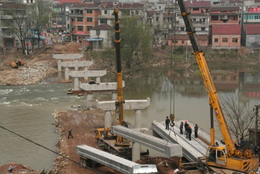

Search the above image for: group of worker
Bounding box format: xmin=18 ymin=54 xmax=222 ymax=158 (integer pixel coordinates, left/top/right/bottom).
xmin=165 ymin=117 xmax=198 ymax=141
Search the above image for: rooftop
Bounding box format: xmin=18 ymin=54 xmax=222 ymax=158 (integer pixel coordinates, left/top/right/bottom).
xmin=212 ymin=24 xmax=241 ymax=35
xmin=245 ymin=24 xmax=260 ymax=34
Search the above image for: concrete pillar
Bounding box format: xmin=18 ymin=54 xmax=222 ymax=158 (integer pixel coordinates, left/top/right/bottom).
xmin=132 ymin=141 xmax=141 ymax=162
xmin=104 ymin=111 xmax=112 ymax=128
xmin=74 ymin=77 xmax=79 ymax=91
xmin=65 ymin=67 xmax=69 ymax=81
xmin=132 ymin=109 xmax=141 ymax=161
xmin=135 ymin=110 xmax=142 ymax=128
xmin=58 ymin=59 xmax=62 ymax=71
xmin=84 ymin=67 xmax=88 ymax=81
xmin=58 ymin=71 xmax=62 ymax=79
xmin=86 ymin=94 xmax=93 ymax=109
xmin=75 ymin=60 xmax=78 ymax=71
xmin=96 ymin=77 xmax=101 ymax=84
xmin=112 ymin=93 xmax=117 ymax=100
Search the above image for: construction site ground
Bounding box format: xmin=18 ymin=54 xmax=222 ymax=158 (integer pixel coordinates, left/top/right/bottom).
xmin=2 ymin=37 xmax=254 ymax=173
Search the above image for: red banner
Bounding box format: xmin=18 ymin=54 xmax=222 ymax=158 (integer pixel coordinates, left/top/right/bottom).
xmin=76 ymin=31 xmax=84 ymax=35
xmin=248 ymin=7 xmax=260 ymax=13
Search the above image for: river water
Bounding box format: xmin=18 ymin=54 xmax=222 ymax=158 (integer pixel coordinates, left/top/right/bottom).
xmin=0 ymin=69 xmax=259 ymax=171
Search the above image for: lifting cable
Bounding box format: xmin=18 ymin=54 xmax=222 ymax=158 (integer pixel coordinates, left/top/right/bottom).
xmin=169 ymin=0 xmax=177 ymax=117
xmin=0 ymin=125 xmax=79 ymax=165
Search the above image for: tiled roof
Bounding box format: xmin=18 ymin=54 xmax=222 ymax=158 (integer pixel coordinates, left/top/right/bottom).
xmin=117 ymin=2 xmax=144 ymax=9
xmin=163 ymin=12 xmax=176 ymax=17
xmin=185 ymin=1 xmax=211 ymax=7
xmin=58 ymin=0 xmax=82 ymax=4
xmin=90 ymin=24 xmax=112 ymax=30
xmin=147 ymin=10 xmax=156 ymax=17
xmin=169 ymin=35 xmax=208 ymax=40
xmin=2 ymin=3 xmax=27 ymax=9
xmin=71 ymin=2 xmax=99 ymax=8
xmin=210 ymin=6 xmax=239 ymax=12
xmin=212 ymin=24 xmax=241 ymax=35
xmin=245 ymin=24 xmax=260 ymax=34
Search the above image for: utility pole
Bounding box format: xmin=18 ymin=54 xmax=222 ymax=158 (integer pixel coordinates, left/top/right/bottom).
xmin=254 ymin=105 xmax=260 ymax=146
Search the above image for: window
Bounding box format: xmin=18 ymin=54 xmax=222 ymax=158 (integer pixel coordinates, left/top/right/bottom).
xmin=193 ymin=8 xmax=199 ymax=11
xmin=201 ymin=27 xmax=205 ymax=31
xmin=214 ymin=38 xmax=218 ymax=42
xmin=182 ymin=41 xmax=185 ymax=44
xmin=77 ymin=26 xmax=83 ymax=31
xmin=232 ymin=38 xmax=238 ymax=43
xmin=100 ymin=19 xmax=107 ymax=24
xmin=77 ymin=17 xmax=83 ymax=22
xmin=87 ymin=10 xmax=92 ymax=14
xmin=174 ymin=40 xmax=178 ymax=43
xmin=87 ymin=17 xmax=92 ymax=22
xmin=159 ymin=6 xmax=161 ymax=9
xmin=221 ymin=76 xmax=226 ymax=81
xmin=222 ymin=38 xmax=228 ymax=42
xmin=87 ymin=26 xmax=92 ymax=31
xmin=71 ymin=17 xmax=74 ymax=22
xmin=104 ymin=10 xmax=107 ymax=14
xmin=181 ymin=27 xmax=185 ymax=31
xmin=211 ymin=16 xmax=218 ymax=21
xmin=231 ymin=76 xmax=236 ymax=81
xmin=249 ymin=37 xmax=255 ymax=43
xmin=67 ymin=24 xmax=70 ymax=29
xmin=156 ymin=17 xmax=159 ymax=21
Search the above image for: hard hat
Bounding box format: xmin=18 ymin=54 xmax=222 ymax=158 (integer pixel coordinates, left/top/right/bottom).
xmin=188 ymin=125 xmax=191 ymax=128
xmin=11 ymin=163 xmax=14 ymax=165
xmin=185 ymin=120 xmax=187 ymax=123
xmin=233 ymin=140 xmax=236 ymax=143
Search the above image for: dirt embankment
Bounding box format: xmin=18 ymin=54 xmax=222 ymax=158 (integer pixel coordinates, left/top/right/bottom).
xmin=0 ymin=42 xmax=84 ymax=86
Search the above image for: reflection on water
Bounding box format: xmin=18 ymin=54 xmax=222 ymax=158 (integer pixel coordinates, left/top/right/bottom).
xmin=0 ymin=69 xmax=259 ymax=170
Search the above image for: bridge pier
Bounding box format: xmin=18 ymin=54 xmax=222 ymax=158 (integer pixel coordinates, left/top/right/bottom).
xmin=96 ymin=98 xmax=150 ymax=161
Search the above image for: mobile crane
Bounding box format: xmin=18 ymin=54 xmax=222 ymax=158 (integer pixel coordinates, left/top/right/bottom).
xmin=95 ymin=9 xmax=131 ymax=158
xmin=177 ymin=0 xmax=259 ymax=173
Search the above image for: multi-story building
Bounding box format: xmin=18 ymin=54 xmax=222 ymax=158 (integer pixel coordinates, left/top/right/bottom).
xmin=0 ymin=3 xmax=27 ymax=48
xmin=242 ymin=24 xmax=260 ymax=47
xmin=70 ymin=2 xmax=101 ymax=41
xmin=211 ymin=24 xmax=241 ymax=49
xmin=210 ymin=6 xmax=240 ymax=24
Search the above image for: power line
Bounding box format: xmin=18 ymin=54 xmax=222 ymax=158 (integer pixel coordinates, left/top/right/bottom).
xmin=0 ymin=125 xmax=79 ymax=165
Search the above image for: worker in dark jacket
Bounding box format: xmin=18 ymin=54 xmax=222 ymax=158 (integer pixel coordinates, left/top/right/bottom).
xmin=68 ymin=129 xmax=73 ymax=139
xmin=188 ymin=125 xmax=192 ymax=140
xmin=194 ymin=124 xmax=198 ymax=138
xmin=184 ymin=121 xmax=188 ymax=134
xmin=180 ymin=122 xmax=184 ymax=134
xmin=165 ymin=116 xmax=170 ymax=130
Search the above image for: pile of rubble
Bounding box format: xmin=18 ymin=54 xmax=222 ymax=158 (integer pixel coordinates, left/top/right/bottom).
xmin=0 ymin=61 xmax=57 ymax=86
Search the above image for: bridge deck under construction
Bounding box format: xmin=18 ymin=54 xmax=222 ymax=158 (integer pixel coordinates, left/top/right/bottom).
xmin=152 ymin=120 xmax=224 ymax=162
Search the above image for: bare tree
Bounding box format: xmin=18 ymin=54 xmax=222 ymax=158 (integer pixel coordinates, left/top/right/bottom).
xmin=1 ymin=3 xmax=32 ymax=54
xmin=28 ymin=0 xmax=50 ymax=48
xmin=220 ymin=94 xmax=255 ymax=142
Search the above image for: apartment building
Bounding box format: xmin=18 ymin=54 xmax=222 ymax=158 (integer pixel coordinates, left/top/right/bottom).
xmin=70 ymin=2 xmax=101 ymax=41
xmin=0 ymin=3 xmax=27 ymax=48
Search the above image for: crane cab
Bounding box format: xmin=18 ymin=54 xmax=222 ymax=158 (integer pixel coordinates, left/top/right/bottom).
xmin=206 ymin=145 xmax=227 ymax=166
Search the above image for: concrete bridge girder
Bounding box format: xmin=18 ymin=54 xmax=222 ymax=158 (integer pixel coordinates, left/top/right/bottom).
xmin=95 ymin=97 xmax=150 ymax=111
xmin=69 ymin=70 xmax=107 ymax=78
xmin=80 ymin=81 xmax=125 ymax=92
xmin=111 ymin=125 xmax=183 ymax=158
xmin=53 ymin=54 xmax=83 ymax=59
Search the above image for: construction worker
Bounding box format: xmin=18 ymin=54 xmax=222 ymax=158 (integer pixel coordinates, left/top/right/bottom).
xmin=194 ymin=124 xmax=198 ymax=138
xmin=184 ymin=121 xmax=188 ymax=134
xmin=165 ymin=116 xmax=170 ymax=130
xmin=68 ymin=129 xmax=73 ymax=139
xmin=188 ymin=125 xmax=192 ymax=141
xmin=180 ymin=121 xmax=183 ymax=134
xmin=8 ymin=163 xmax=14 ymax=173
